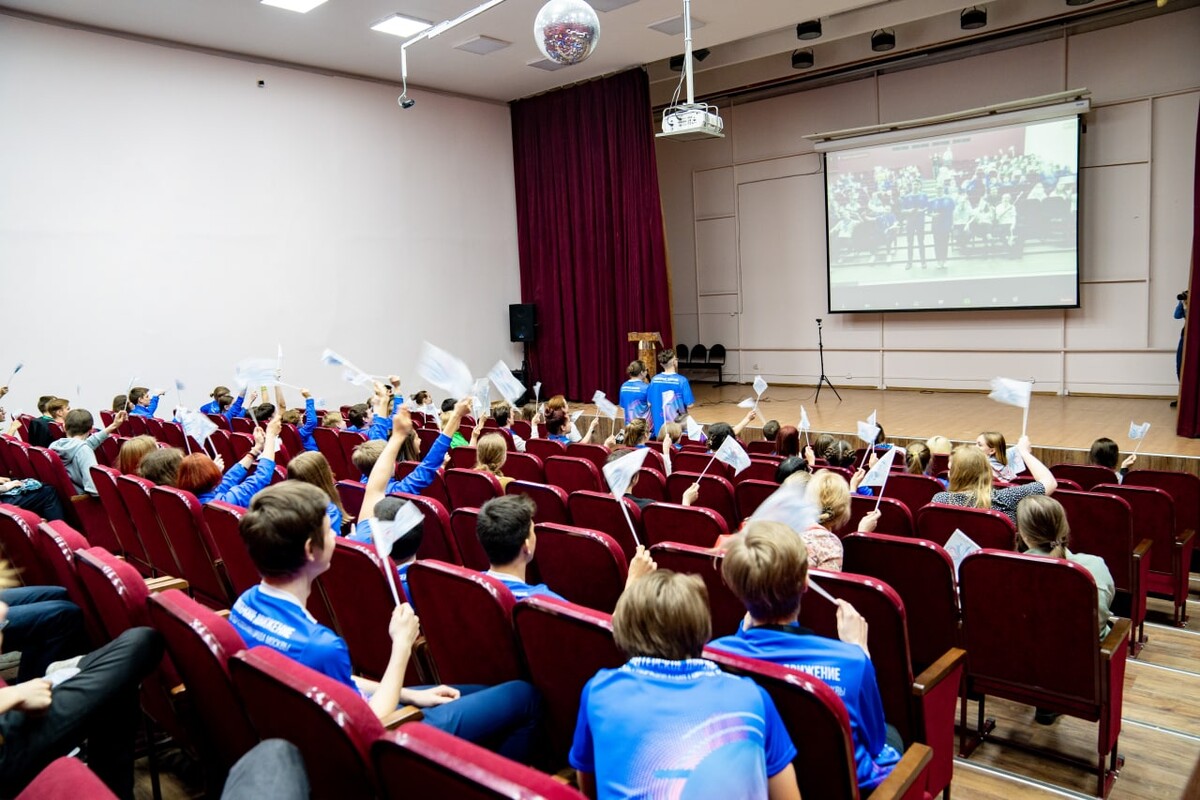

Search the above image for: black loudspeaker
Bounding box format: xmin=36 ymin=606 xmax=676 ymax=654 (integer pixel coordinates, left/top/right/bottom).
xmin=509 ymin=303 xmax=537 ymax=343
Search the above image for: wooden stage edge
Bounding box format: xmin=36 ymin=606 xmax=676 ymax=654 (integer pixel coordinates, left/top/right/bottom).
xmin=578 ymin=383 xmax=1200 ymax=473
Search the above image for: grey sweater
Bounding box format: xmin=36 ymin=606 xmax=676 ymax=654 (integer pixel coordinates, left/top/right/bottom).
xmin=49 ymin=430 xmax=110 ymax=496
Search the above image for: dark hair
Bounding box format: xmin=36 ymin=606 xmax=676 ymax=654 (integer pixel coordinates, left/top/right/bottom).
xmin=375 ymin=497 xmax=424 ymax=562
xmin=1088 ymin=437 xmax=1119 ymax=469
xmin=217 ymin=394 xmax=235 ymax=412
xmin=411 ymin=391 xmax=431 ymax=406
xmin=441 ymin=398 xmax=457 ymax=413
xmin=64 ymin=409 xmax=93 ymax=437
xmin=762 ymin=420 xmax=780 ymax=441
xmin=627 ymin=360 xmax=647 ymax=379
xmin=252 ymin=403 xmax=275 ymax=424
xmin=112 ymin=394 xmax=128 ymax=413
xmin=546 ymin=408 xmax=570 ymax=436
xmin=812 ymin=433 xmax=835 ymax=460
xmin=240 ymin=482 xmax=330 ymax=577
xmin=347 ymin=403 xmax=369 ymax=429
xmin=707 ymin=422 xmax=735 ymax=453
xmin=476 ymin=494 xmax=536 ymax=566
xmin=658 ymin=350 xmax=677 ymax=368
xmin=775 ymin=456 xmax=809 ymax=484
xmin=823 ymin=439 xmax=856 ymax=468
xmin=210 ymin=385 xmax=230 ymax=400
xmin=138 ymin=447 xmax=182 ymax=486
xmin=775 ymin=426 xmax=800 ymax=458
xmin=37 ymin=395 xmax=56 ymax=414
xmin=491 ymin=403 xmax=512 ymax=427
xmin=874 ymin=424 xmax=886 ymax=445
xmin=129 ymin=387 xmax=150 ymax=406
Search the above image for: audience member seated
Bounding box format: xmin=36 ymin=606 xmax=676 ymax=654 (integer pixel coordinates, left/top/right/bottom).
xmin=474 ymin=433 xmax=514 ymax=489
xmin=804 ymin=433 xmax=837 ymax=465
xmin=546 ymin=408 xmax=598 ymax=446
xmin=117 ymin=435 xmax=157 ymax=476
xmin=569 ymin=569 xmax=800 ymax=800
xmin=976 ymin=430 xmax=1019 ymax=481
xmin=774 ymin=425 xmax=800 ymax=458
xmin=606 ymin=449 xmax=698 ymax=510
xmin=477 ymin=495 xmax=568 ymax=601
xmin=199 ymin=385 xmax=231 ymax=416
xmin=658 ymin=422 xmax=684 ymax=449
xmin=28 ymin=398 xmax=69 ymax=448
xmin=606 ymin=419 xmax=649 ymax=450
xmin=176 ymin=416 xmax=280 ymax=507
xmin=138 ymin=447 xmax=183 ymax=486
xmin=350 ymin=401 xmax=469 ymax=496
xmin=1088 ymin=437 xmax=1137 ymax=484
xmin=490 ymin=402 xmax=527 ymax=451
xmin=926 ymin=435 xmax=952 ymax=458
xmin=230 ymin=483 xmax=540 ymax=759
xmin=933 ymin=437 xmax=1056 ymax=524
xmin=346 ymin=403 xmax=371 ymax=434
xmin=0 ymin=585 xmax=84 ymax=683
xmin=774 ymin=456 xmax=809 ymax=486
xmin=905 ymin=442 xmax=931 ymax=476
xmin=287 ymin=451 xmax=351 ymax=534
xmin=802 ymin=471 xmax=879 ymax=570
xmin=0 ymin=475 xmax=65 ymax=521
xmin=278 ymin=388 xmax=318 ymax=453
xmin=762 ymin=419 xmax=780 ymax=444
xmin=127 ymin=386 xmax=166 ymax=418
xmin=706 ymin=409 xmax=757 ymax=454
xmin=710 ymin=521 xmax=902 ymax=792
xmin=821 ymin=439 xmax=858 ymax=469
xmin=50 ymin=409 xmax=126 ymax=496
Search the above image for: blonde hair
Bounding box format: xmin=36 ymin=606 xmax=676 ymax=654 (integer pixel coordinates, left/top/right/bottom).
xmin=949 ymin=445 xmax=993 ymax=509
xmin=806 ymin=470 xmax=851 ymax=531
xmin=926 ymin=435 xmax=952 ymax=455
xmin=118 ymin=435 xmax=157 ymax=475
xmin=659 ymin=422 xmax=683 ymax=442
xmin=474 ymin=433 xmax=508 ymax=477
xmin=623 ymin=419 xmax=649 ymax=447
xmin=1016 ymin=495 xmax=1069 ymax=558
xmin=906 ymin=442 xmax=931 ymax=475
xmin=321 ymin=412 xmax=344 ymax=428
xmin=722 ymin=521 xmax=809 ymax=622
xmin=612 ymin=570 xmax=710 ymax=660
xmin=979 ymin=431 xmax=1008 ymax=466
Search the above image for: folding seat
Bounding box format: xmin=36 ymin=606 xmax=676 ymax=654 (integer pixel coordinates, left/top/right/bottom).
xmin=642 ymin=503 xmax=727 ymax=549
xmin=746 ymin=439 xmax=776 ymax=455
xmin=26 ymin=446 xmax=116 ymax=550
xmin=735 ymin=479 xmax=779 ymax=521
xmin=1123 ymin=470 xmax=1200 ymax=560
xmin=147 ymin=590 xmax=259 ymax=774
xmin=704 ymin=649 xmax=934 ymax=800
xmin=502 ymin=450 xmax=544 ymax=483
xmin=99 ymin=410 xmax=116 ymax=428
xmin=566 ymin=442 xmax=610 ymax=472
xmin=1055 ymin=489 xmax=1149 ymax=655
xmin=230 ymin=416 xmax=255 ymax=435
xmin=679 ymin=441 xmax=709 ymax=452
xmin=818 ymin=465 xmax=855 ymax=482
xmin=513 ymin=597 xmax=625 ymax=761
xmin=671 ymin=449 xmax=731 ymax=478
xmin=842 ymin=532 xmax=960 ymax=676
xmin=150 ymin=486 xmax=232 ymax=609
xmin=336 ymin=479 xmax=366 ymax=519
xmin=415 ymin=428 xmax=441 ymax=459
xmin=665 ymin=471 xmax=738 ymax=529
xmin=0 ymin=504 xmax=54 ymax=585
xmin=797 ymin=569 xmax=965 ymax=800
xmin=504 ymin=480 xmax=570 ymax=525
xmin=445 ymin=467 xmax=503 ymax=510
xmin=15 ymin=757 xmax=118 ymax=800
xmin=511 ymin=419 xmax=532 ymax=439
xmin=373 ymin=722 xmax=587 ymax=799
xmin=544 ymin=455 xmax=604 ymax=493
xmin=958 ymin=550 xmax=1130 ymax=798
xmin=198 ymin=500 xmax=260 ymax=598
xmin=389 ymin=491 xmax=461 ymax=565
xmin=406 ymin=560 xmax=524 ymax=685
xmin=94 ymin=435 xmax=121 ymax=468
xmin=204 ymin=428 xmax=237 ymax=468
xmin=489 ymin=426 xmax=516 ymax=451
xmin=448 ymin=507 xmax=490 ymax=571
xmin=117 ymin=474 xmax=185 ymax=579
xmin=448 ymin=445 xmax=478 ymax=470
xmin=125 ymin=415 xmax=150 ymax=436
xmin=1096 ymin=482 xmax=1193 ymax=626
xmin=269 ymin=424 xmax=299 ymax=466
xmin=848 ymin=495 xmax=914 ymax=538
xmin=4 ymin=439 xmax=37 ymax=479
xmin=229 ymin=647 xmax=420 ymax=799
xmin=915 ymin=503 xmax=1016 ymax=550
xmin=89 ymin=465 xmax=153 ymax=575
xmin=1051 ymin=463 xmax=1118 ymax=492
xmin=632 ymin=466 xmax=666 ymax=501
xmin=34 ymin=521 xmax=112 ymax=648
xmin=204 ymin=412 xmax=230 ymax=431
xmin=854 ymin=448 xmax=904 ymax=470
xmin=533 ymin=523 xmax=627 ymax=613
xmin=526 ymin=437 xmax=567 ymax=461
xmin=733 ymin=459 xmax=778 ymax=484
xmin=883 ymin=473 xmax=944 ymax=518
xmin=312 ymin=426 xmax=352 ymax=481
xmin=647 ymin=542 xmax=744 ymax=637
xmin=458 ymin=423 xmax=476 ymax=442
xmin=639 ymin=446 xmax=666 ymax=474
xmin=227 ymin=431 xmax=255 ymax=461
xmin=567 ymin=490 xmax=643 ymax=561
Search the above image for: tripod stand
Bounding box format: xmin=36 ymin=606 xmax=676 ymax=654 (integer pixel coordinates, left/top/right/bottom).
xmin=814 ymin=318 xmax=842 ymax=402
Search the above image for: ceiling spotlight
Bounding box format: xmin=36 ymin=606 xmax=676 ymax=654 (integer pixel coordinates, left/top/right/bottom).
xmin=668 ymin=48 xmax=710 ymax=71
xmin=791 ymin=49 xmax=814 ymax=69
xmin=960 ymin=6 xmax=987 ymax=29
xmin=796 ymin=19 xmax=822 ymax=40
xmin=871 ymin=29 xmax=896 ymax=52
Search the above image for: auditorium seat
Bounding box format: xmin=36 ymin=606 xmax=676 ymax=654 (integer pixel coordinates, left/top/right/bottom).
xmin=734 ymin=479 xmax=779 ymax=521
xmin=336 ymin=479 xmax=365 ymax=519
xmin=202 ymin=501 xmax=261 ymax=598
xmin=0 ymin=503 xmax=54 ymax=586
xmin=33 ymin=521 xmax=107 ymax=647
xmin=27 ymin=446 xmax=112 ymax=547
xmin=313 ymin=426 xmax=353 ymax=481
xmin=632 ymin=466 xmax=667 ymax=502
xmin=449 ymin=507 xmax=490 ymax=571
xmin=448 ymin=445 xmax=478 ymax=470
xmin=501 ymin=450 xmax=544 ymax=483
xmin=16 ymin=757 xmax=118 ymax=800
xmin=958 ymin=549 xmax=1129 ymax=798
xmin=566 ymin=490 xmax=643 ymax=561
xmin=848 ymin=495 xmax=914 ymax=538
xmin=666 ymin=471 xmax=738 ymax=529
xmin=415 ymin=428 xmax=441 ymax=459
xmin=1122 ymin=470 xmax=1200 ymax=561
xmin=389 ymin=491 xmax=461 ymax=566
xmin=883 ymin=473 xmax=944 ymax=518
xmin=915 ymin=503 xmax=1016 ymax=551
xmin=150 ymin=485 xmax=232 ymax=609
xmin=1051 ymin=464 xmax=1118 ymax=492
xmin=445 ymin=468 xmax=503 ymax=510
xmin=648 ymin=542 xmax=745 ymax=637
xmin=734 ymin=459 xmax=778 ymax=484
xmin=566 ymin=442 xmax=610 ymax=472
xmin=90 ymin=465 xmax=153 ymax=575
xmin=510 ymin=419 xmax=532 ymax=439
xmin=544 ymin=455 xmax=605 ymax=494
xmin=118 ymin=474 xmax=186 ymax=580
xmin=526 ymin=438 xmax=567 ymax=461
xmin=505 ymin=480 xmax=570 ymax=525
xmin=533 ymin=523 xmax=627 ymax=613
xmin=746 ymin=440 xmax=776 ymax=455
xmin=671 ymin=450 xmax=731 ymax=479
xmin=642 ymin=503 xmax=728 ymax=549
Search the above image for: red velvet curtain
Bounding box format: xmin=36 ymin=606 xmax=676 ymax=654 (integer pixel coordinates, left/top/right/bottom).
xmin=511 ymin=68 xmax=672 ymax=401
xmin=1178 ymin=101 xmax=1199 ymax=438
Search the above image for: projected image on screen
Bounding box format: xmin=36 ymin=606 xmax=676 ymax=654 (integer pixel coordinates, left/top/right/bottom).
xmin=825 ymin=116 xmax=1080 ymax=313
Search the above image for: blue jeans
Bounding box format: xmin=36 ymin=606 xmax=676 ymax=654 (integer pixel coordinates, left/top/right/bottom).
xmin=417 ymin=680 xmax=541 ymax=761
xmin=0 ymin=586 xmax=84 ymax=682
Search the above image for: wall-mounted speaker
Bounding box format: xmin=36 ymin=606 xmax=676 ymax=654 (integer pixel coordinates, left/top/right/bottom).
xmin=509 ymin=303 xmax=537 ymax=343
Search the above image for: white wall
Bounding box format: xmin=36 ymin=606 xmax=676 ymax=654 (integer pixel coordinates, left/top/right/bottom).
xmin=657 ymin=8 xmax=1200 ymax=396
xmin=0 ymin=15 xmax=523 ymax=416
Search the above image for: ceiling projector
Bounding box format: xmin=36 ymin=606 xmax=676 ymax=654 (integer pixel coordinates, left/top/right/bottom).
xmin=657 ymin=103 xmax=725 ymax=141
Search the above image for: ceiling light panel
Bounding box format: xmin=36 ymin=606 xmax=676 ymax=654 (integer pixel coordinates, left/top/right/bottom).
xmin=261 ymin=0 xmax=329 ymax=12
xmin=455 ymin=35 xmax=512 ymax=55
xmin=589 ymin=0 xmax=639 ymax=10
xmin=371 ymin=13 xmax=433 ymax=38
xmin=648 ymin=15 xmax=705 ymax=36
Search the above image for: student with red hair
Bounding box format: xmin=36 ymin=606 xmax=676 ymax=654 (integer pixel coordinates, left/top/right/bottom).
xmin=177 ymin=415 xmax=281 ymax=507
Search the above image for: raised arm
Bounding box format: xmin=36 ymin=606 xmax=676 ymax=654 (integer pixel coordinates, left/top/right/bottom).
xmin=1016 ymin=435 xmax=1057 ymax=494
xmin=732 ymin=409 xmax=758 ymax=438
xmin=362 ymin=409 xmax=411 ymax=521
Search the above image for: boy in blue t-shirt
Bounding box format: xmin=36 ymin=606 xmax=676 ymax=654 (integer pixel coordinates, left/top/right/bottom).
xmin=569 ymin=569 xmax=799 ymax=800
xmin=646 ymin=350 xmax=694 ymax=437
xmin=476 ymin=494 xmax=567 ymax=602
xmin=708 ymin=521 xmax=902 ymax=792
xmin=619 ymin=360 xmax=651 ymax=425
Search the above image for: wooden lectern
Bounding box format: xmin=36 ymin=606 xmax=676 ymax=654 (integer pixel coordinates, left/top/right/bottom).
xmin=628 ymin=332 xmax=664 ymax=377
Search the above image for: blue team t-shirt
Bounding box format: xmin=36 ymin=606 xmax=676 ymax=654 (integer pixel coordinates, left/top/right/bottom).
xmin=569 ymin=657 xmax=795 ymax=799
xmin=486 ymin=570 xmax=566 ymax=603
xmin=646 ymin=372 xmax=694 ymax=437
xmin=230 ymin=584 xmax=356 ymax=691
xmin=708 ymin=623 xmax=900 ymax=790
xmin=619 ymin=379 xmax=651 ymax=425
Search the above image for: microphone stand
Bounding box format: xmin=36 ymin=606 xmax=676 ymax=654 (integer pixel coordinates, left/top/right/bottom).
xmin=814 ymin=318 xmax=841 ymax=402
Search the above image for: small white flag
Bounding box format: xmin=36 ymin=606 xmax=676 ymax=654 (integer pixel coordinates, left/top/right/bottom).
xmin=712 ymin=435 xmax=751 ymax=476
xmin=533 ymin=382 xmax=542 ymax=402
xmin=342 ymin=369 xmax=373 ymax=387
xmin=371 ymin=501 xmax=424 ymax=605
xmin=856 ymin=420 xmax=880 ymax=445
xmin=1005 ymin=447 xmax=1026 ymax=476
xmin=753 ymin=375 xmax=768 ymax=397
xmin=748 ymin=483 xmax=816 ymax=533
xmin=488 ymin=362 xmax=526 ymax=404
xmin=6 ymin=362 xmax=23 ymax=384
xmin=570 ymin=410 xmax=584 ymax=424
xmin=1128 ymin=421 xmax=1151 ymax=440
xmin=867 ymin=409 xmax=877 ymax=428
xmin=737 ymin=397 xmax=756 ymax=409
xmin=174 ymin=378 xmax=186 ymax=392
xmin=179 ymin=409 xmax=218 ymax=445
xmin=860 ymin=447 xmax=898 ymax=487
xmin=944 ymin=529 xmax=982 ymax=579
xmin=604 ymin=447 xmax=651 ymax=498
xmin=469 ymin=378 xmax=490 ymax=420
xmin=235 ymin=358 xmax=279 ymax=390
xmin=593 ymin=392 xmax=619 ymax=420
xmin=416 ymin=342 xmax=474 ymax=400
xmin=685 ymin=415 xmax=704 ymax=441
xmin=320 ymin=348 xmax=351 ymax=368
xmin=988 ymin=377 xmax=1032 ymax=409
xmin=799 ymin=406 xmax=811 ymax=432
xmin=277 ymin=344 xmax=284 ymax=372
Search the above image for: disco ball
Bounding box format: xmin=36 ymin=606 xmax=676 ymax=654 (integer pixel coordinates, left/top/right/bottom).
xmin=533 ymin=0 xmax=600 ymax=66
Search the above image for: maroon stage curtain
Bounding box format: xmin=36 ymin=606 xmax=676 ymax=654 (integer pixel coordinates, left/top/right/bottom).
xmin=511 ymin=68 xmax=672 ymax=401
xmin=1178 ymin=101 xmax=1199 ymax=438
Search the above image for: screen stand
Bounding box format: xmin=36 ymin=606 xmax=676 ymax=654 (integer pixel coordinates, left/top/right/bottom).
xmin=814 ymin=318 xmax=842 ymax=402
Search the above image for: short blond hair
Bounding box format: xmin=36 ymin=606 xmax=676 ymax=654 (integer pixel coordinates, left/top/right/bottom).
xmin=806 ymin=470 xmax=851 ymax=531
xmin=722 ymin=521 xmax=809 ymax=622
xmin=612 ymin=570 xmax=710 ymax=660
xmin=926 ymin=435 xmax=952 ymax=455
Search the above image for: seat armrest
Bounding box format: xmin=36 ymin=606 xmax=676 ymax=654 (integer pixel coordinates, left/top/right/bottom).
xmin=145 ymin=576 xmax=189 ymax=593
xmin=215 ymin=609 xmax=231 ymax=619
xmin=381 ymin=705 xmax=424 ymax=729
xmin=1132 ymin=538 xmax=1152 ymax=560
xmin=911 ymin=648 xmax=965 ymax=797
xmin=870 ymin=743 xmax=932 ymax=800
xmin=912 ymin=647 xmax=966 ymax=696
xmin=1178 ymin=530 xmax=1195 ymax=548
xmin=1100 ymin=618 xmax=1132 ymax=660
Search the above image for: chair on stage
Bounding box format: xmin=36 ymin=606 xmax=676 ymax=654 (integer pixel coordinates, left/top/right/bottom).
xmin=533 ymin=523 xmax=627 ymax=613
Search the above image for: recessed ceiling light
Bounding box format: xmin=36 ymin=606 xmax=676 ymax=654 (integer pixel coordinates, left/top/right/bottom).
xmin=648 ymin=15 xmax=705 ymax=36
xmin=454 ymin=35 xmax=511 ymax=55
xmin=371 ymin=13 xmax=433 ymax=38
xmin=261 ymin=0 xmax=328 ymax=12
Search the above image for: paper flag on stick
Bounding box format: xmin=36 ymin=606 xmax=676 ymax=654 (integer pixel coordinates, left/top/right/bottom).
xmin=6 ymin=362 xmax=22 ymax=385
xmin=753 ymin=375 xmax=768 ymax=397
xmin=416 ymin=342 xmax=474 ymax=399
xmin=570 ymin=410 xmax=584 ymax=424
xmin=867 ymin=409 xmax=877 ymax=427
xmin=711 ymin=436 xmax=751 ymax=476
xmin=488 ymin=362 xmax=526 ymax=404
xmin=799 ymin=406 xmax=811 ymax=432
xmin=748 ymin=483 xmax=816 ymax=533
xmin=174 ymin=379 xmax=185 ymax=392
xmin=860 ymin=447 xmax=898 ymax=488
xmin=737 ymin=397 xmax=756 ymax=409
xmin=235 ymin=358 xmax=279 ymax=391
xmin=593 ymin=393 xmax=619 ymax=420
xmin=806 ymin=577 xmax=838 ymax=604
xmin=944 ymin=529 xmax=982 ymax=579
xmin=685 ymin=416 xmax=704 ymax=441
xmin=604 ymin=447 xmax=651 ymax=498
xmin=370 ymin=501 xmax=424 ymax=605
xmin=1128 ymin=421 xmax=1151 ymax=440
xmin=856 ymin=420 xmax=880 ymax=445
xmin=469 ymin=378 xmax=490 ymax=420
xmin=179 ymin=409 xmax=218 ymax=445
xmin=533 ymin=382 xmax=542 ymax=402
xmin=988 ymin=377 xmax=1032 ymax=409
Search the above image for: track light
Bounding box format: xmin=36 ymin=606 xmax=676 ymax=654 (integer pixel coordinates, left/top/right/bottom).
xmin=791 ymin=49 xmax=814 ymax=69
xmin=960 ymin=6 xmax=987 ymax=29
xmin=668 ymin=48 xmax=709 ymax=71
xmin=795 ymin=19 xmax=822 ymax=40
xmin=870 ymin=29 xmax=895 ymax=52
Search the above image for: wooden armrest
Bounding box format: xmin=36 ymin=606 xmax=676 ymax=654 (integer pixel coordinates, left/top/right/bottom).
xmin=170 ymin=683 xmax=186 ymax=697
xmin=381 ymin=705 xmax=424 ymax=729
xmin=1132 ymin=538 xmax=1152 ymax=559
xmin=70 ymin=494 xmax=92 ymax=504
xmin=145 ymin=576 xmax=189 ymax=593
xmin=215 ymin=609 xmax=231 ymax=618
xmin=1177 ymin=530 xmax=1195 ymax=547
xmin=1100 ymin=617 xmax=1132 ymax=659
xmin=552 ymin=768 xmax=577 ymax=785
xmin=870 ymin=743 xmax=932 ymax=800
xmin=912 ymin=647 xmax=966 ymax=696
